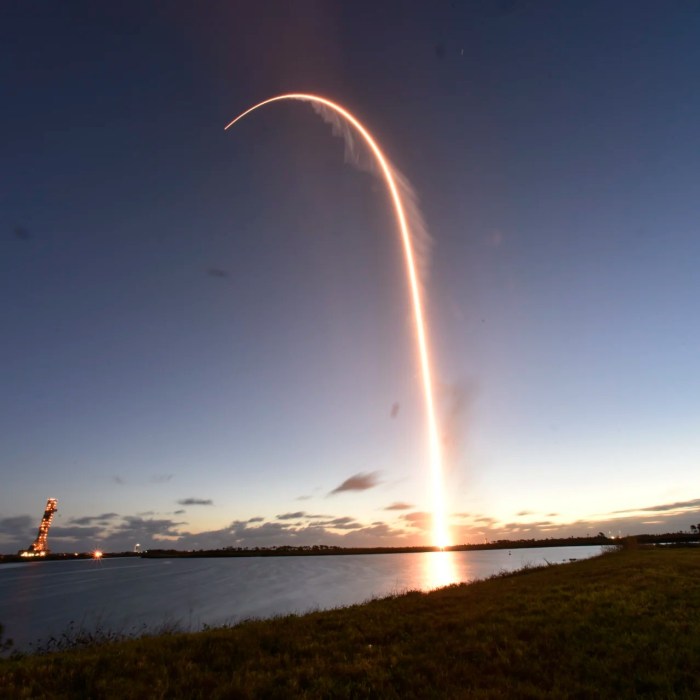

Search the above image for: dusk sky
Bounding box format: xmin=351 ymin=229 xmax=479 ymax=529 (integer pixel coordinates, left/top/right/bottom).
xmin=3 ymin=1 xmax=700 ymax=553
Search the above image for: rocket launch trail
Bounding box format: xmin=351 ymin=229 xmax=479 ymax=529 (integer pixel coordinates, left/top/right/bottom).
xmin=225 ymin=94 xmax=450 ymax=548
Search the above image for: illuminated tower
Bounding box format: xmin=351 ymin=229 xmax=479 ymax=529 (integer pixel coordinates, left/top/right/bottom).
xmin=22 ymin=498 xmax=58 ymax=557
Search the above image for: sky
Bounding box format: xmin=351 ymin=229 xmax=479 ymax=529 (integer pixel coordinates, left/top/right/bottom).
xmin=2 ymin=0 xmax=700 ymax=553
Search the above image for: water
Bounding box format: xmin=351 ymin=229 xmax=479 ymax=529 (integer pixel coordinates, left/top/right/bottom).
xmin=0 ymin=546 xmax=601 ymax=650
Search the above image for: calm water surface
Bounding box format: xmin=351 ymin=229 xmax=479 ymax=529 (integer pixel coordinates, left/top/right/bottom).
xmin=0 ymin=546 xmax=601 ymax=650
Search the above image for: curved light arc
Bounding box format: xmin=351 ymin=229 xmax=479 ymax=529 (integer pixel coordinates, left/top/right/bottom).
xmin=225 ymin=94 xmax=449 ymax=548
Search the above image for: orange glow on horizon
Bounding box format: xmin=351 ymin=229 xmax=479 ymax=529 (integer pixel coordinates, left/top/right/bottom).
xmin=93 ymin=550 xmax=103 ymax=559
xmin=225 ymin=93 xmax=450 ymax=548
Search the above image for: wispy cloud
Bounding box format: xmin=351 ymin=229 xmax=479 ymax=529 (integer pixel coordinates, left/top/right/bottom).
xmin=454 ymin=513 xmax=496 ymax=525
xmin=611 ymin=498 xmax=700 ymax=515
xmin=329 ymin=471 xmax=380 ymax=495
xmin=276 ymin=512 xmax=329 ymax=521
xmin=384 ymin=502 xmax=414 ymax=511
xmin=112 ymin=475 xmax=125 ymax=485
xmin=319 ymin=516 xmax=362 ymax=530
xmin=475 ymin=515 xmax=497 ymax=524
xmin=151 ymin=474 xmax=173 ymax=484
xmin=177 ymin=498 xmax=213 ymax=506
xmin=69 ymin=513 xmax=119 ymax=526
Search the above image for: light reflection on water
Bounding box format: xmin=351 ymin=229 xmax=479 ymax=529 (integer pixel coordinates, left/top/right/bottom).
xmin=423 ymin=550 xmax=460 ymax=590
xmin=0 ymin=546 xmax=601 ymax=650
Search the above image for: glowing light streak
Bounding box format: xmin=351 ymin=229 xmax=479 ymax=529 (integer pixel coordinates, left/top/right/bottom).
xmin=225 ymin=94 xmax=450 ymax=548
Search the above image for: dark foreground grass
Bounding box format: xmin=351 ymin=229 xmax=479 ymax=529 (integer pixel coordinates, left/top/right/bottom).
xmin=2 ymin=549 xmax=699 ymax=698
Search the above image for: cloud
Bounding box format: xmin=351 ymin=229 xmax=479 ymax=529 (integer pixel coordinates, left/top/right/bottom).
xmin=452 ymin=513 xmax=498 ymax=526
xmin=296 ymin=487 xmax=322 ymax=501
xmin=3 ymin=512 xmax=189 ymax=552
xmin=516 ymin=510 xmax=533 ymax=517
xmin=112 ymin=475 xmax=125 ymax=485
xmin=0 ymin=515 xmax=34 ymax=543
xmin=151 ymin=474 xmax=173 ymax=483
xmin=450 ymin=496 xmax=700 ymax=544
xmin=320 ymin=517 xmax=362 ymax=530
xmin=400 ymin=511 xmax=432 ymax=529
xmin=610 ymin=498 xmax=700 ymax=515
xmin=384 ymin=502 xmax=414 ymax=511
xmin=329 ymin=471 xmax=380 ymax=495
xmin=345 ymin=522 xmax=405 ymax=541
xmin=176 ymin=498 xmax=213 ymax=506
xmin=168 ymin=513 xmax=413 ymax=551
xmin=48 ymin=525 xmax=104 ymax=540
xmin=69 ymin=513 xmax=119 ymax=526
xmin=96 ymin=516 xmax=187 ymax=549
xmin=276 ymin=512 xmax=330 ymax=521
xmin=173 ymin=509 xmax=186 ymax=515
xmin=0 ymin=501 xmax=412 ymax=553
xmin=8 ymin=492 xmax=699 ymax=555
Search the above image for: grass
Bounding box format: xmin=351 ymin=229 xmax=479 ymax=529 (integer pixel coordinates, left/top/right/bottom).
xmin=1 ymin=548 xmax=699 ymax=698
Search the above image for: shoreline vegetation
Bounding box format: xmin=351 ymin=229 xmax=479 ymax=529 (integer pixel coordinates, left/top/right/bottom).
xmin=2 ymin=547 xmax=700 ymax=697
xmin=1 ymin=531 xmax=698 ymax=564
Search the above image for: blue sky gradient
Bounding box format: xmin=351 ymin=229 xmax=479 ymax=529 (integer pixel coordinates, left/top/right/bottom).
xmin=2 ymin=1 xmax=700 ymax=552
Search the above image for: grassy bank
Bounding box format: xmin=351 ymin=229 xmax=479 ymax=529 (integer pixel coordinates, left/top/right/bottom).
xmin=2 ymin=549 xmax=699 ymax=698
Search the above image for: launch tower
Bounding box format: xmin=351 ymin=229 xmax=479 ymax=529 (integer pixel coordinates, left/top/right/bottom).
xmin=20 ymin=498 xmax=58 ymax=557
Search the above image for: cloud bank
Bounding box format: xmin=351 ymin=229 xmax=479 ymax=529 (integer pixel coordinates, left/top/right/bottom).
xmin=2 ymin=496 xmax=700 ymax=555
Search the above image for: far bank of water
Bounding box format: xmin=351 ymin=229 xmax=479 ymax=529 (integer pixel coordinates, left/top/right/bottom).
xmin=0 ymin=545 xmax=600 ymax=650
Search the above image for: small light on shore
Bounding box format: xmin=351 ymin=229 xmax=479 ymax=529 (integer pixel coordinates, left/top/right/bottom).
xmin=93 ymin=550 xmax=103 ymax=559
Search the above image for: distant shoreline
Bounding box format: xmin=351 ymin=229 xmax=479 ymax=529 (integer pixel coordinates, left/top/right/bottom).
xmin=2 ymin=532 xmax=697 ymax=564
